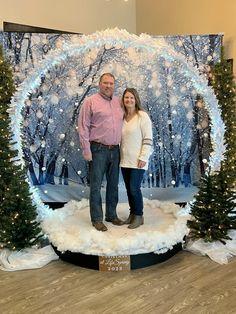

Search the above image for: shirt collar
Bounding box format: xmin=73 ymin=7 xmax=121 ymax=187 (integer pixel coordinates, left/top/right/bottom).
xmin=99 ymin=92 xmax=113 ymax=101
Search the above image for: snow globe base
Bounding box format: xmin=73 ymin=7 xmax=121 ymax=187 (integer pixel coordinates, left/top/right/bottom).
xmin=42 ymin=200 xmax=187 ymax=271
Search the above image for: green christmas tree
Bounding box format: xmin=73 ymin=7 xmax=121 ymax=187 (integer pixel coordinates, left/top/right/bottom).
xmin=187 ymin=49 xmax=236 ymax=243
xmin=187 ymin=169 xmax=236 ymax=243
xmin=210 ymin=50 xmax=236 ymax=188
xmin=0 ymin=45 xmax=42 ymax=250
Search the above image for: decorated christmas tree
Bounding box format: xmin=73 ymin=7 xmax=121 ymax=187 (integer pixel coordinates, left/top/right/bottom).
xmin=187 ymin=49 xmax=236 ymax=243
xmin=210 ymin=51 xmax=236 ymax=188
xmin=0 ymin=45 xmax=42 ymax=250
xmin=187 ymin=169 xmax=236 ymax=243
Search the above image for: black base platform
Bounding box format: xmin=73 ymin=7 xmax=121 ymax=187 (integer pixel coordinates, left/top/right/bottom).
xmin=52 ymin=243 xmax=182 ymax=270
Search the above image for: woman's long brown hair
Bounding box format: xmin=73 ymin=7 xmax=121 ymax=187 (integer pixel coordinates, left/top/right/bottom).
xmin=122 ymin=88 xmax=144 ymax=116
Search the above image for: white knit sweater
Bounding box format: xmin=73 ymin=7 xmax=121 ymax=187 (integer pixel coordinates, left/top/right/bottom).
xmin=120 ymin=111 xmax=153 ymax=170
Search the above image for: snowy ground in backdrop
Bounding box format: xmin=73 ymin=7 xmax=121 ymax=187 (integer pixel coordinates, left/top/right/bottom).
xmin=37 ymin=182 xmax=198 ymax=203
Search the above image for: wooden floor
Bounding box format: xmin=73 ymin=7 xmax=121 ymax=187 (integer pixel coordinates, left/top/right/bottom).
xmin=1 ymin=251 xmax=236 ymax=314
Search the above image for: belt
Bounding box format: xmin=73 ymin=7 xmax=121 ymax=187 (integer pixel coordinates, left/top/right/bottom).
xmin=90 ymin=141 xmax=118 ymax=150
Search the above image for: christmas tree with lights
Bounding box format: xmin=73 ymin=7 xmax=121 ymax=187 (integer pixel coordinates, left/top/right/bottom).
xmin=187 ymin=169 xmax=235 ymax=243
xmin=211 ymin=52 xmax=236 ymax=188
xmin=0 ymin=45 xmax=42 ymax=250
xmin=187 ymin=50 xmax=236 ymax=243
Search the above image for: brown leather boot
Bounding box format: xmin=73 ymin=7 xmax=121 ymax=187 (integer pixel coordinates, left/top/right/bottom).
xmin=92 ymin=222 xmax=108 ymax=231
xmin=105 ymin=217 xmax=124 ymax=225
xmin=124 ymin=213 xmax=135 ymax=224
xmin=128 ymin=215 xmax=144 ymax=229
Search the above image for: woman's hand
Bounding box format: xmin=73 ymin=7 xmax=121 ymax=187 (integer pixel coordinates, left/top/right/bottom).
xmin=137 ymin=160 xmax=146 ymax=168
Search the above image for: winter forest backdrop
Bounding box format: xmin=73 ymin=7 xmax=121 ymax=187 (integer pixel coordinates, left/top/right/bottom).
xmin=0 ymin=31 xmax=222 ymax=202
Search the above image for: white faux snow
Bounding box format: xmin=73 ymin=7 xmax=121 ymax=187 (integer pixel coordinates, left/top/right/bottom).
xmin=40 ymin=196 xmax=236 ymax=264
xmin=185 ymin=230 xmax=236 ymax=264
xmin=41 ymin=198 xmax=189 ymax=256
xmin=0 ymin=245 xmax=58 ymax=271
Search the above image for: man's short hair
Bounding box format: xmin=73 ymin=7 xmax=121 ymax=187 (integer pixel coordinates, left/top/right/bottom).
xmin=99 ymin=73 xmax=115 ymax=83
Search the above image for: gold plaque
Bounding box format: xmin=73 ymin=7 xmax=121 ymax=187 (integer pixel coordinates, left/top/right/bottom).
xmin=99 ymin=255 xmax=130 ymax=272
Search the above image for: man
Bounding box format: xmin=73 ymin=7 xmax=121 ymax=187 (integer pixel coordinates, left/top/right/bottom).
xmin=78 ymin=73 xmax=124 ymax=231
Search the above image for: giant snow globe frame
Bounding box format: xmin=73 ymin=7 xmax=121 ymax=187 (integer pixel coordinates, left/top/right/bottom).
xmin=10 ymin=29 xmax=225 ymax=269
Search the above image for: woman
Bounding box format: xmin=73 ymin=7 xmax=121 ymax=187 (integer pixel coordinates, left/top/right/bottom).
xmin=120 ymin=88 xmax=153 ymax=229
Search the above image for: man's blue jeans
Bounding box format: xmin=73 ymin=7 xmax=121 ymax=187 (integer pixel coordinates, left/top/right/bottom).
xmin=89 ymin=143 xmax=120 ymax=223
xmin=121 ymin=167 xmax=145 ymax=216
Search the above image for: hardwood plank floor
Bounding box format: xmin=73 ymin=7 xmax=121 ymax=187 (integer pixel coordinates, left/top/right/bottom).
xmin=0 ymin=251 xmax=235 ymax=314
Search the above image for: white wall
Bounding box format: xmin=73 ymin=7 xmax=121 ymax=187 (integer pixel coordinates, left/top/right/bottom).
xmin=136 ymin=0 xmax=236 ymax=73
xmin=0 ymin=0 xmax=136 ymax=34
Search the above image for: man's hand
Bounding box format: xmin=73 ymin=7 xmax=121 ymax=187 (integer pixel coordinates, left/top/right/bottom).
xmin=137 ymin=160 xmax=146 ymax=168
xmin=83 ymin=152 xmax=92 ymax=161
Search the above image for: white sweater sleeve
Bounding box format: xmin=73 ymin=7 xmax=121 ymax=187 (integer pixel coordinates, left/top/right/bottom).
xmin=139 ymin=112 xmax=153 ymax=162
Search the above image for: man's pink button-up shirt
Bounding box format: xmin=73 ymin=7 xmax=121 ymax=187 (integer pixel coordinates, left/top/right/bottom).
xmin=78 ymin=93 xmax=124 ymax=155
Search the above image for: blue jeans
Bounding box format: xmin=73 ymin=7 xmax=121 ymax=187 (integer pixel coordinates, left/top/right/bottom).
xmin=121 ymin=167 xmax=145 ymax=216
xmin=89 ymin=143 xmax=120 ymax=223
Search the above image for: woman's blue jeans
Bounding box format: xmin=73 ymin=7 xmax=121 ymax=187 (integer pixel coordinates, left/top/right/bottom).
xmin=121 ymin=167 xmax=145 ymax=216
xmin=89 ymin=143 xmax=120 ymax=223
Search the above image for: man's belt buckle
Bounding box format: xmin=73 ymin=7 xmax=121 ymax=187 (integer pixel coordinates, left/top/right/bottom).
xmin=107 ymin=144 xmax=115 ymax=149
xmin=91 ymin=141 xmax=117 ymax=149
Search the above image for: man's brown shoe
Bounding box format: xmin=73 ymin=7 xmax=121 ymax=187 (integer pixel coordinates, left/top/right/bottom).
xmin=92 ymin=222 xmax=108 ymax=232
xmin=105 ymin=217 xmax=124 ymax=226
